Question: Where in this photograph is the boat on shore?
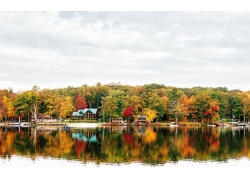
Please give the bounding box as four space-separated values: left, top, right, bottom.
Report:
169 122 179 127
228 121 248 127
238 123 247 126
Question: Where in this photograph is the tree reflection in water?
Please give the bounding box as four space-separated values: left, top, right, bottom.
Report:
0 126 250 166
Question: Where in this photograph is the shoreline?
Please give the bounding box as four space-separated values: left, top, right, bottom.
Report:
0 121 248 128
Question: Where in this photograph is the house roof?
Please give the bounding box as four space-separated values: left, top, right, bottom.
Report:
72 108 98 117
80 108 97 115
72 133 97 142
72 112 79 116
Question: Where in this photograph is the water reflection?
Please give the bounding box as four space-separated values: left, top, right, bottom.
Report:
1 125 250 166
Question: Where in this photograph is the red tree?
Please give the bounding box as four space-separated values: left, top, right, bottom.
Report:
123 106 133 118
75 93 88 111
204 110 210 115
212 105 219 111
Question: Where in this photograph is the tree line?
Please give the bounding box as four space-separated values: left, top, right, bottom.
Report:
0 82 250 124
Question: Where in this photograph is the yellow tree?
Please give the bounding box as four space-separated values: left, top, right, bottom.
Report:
129 95 144 121
179 95 190 122
47 94 75 120
161 95 169 110
143 108 157 123
188 95 197 122
60 96 75 119
0 94 6 121
240 92 250 123
3 95 16 120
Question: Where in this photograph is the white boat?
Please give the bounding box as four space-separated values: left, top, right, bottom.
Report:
169 122 179 127
238 123 247 126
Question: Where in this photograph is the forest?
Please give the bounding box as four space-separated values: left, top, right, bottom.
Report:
0 82 250 124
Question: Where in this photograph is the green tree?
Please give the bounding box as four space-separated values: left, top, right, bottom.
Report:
148 92 167 121
193 92 211 124
167 87 185 123
14 91 31 121
101 89 128 122
238 92 250 122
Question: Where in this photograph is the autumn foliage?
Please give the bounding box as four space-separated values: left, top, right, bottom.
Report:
203 102 220 123
123 106 133 118
143 128 157 143
204 110 210 115
2 83 250 123
74 139 87 158
75 93 88 111
123 133 132 145
212 105 219 111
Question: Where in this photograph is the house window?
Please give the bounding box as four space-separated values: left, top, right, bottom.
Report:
138 117 146 121
85 111 96 119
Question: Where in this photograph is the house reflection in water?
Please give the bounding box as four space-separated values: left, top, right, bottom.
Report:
72 131 97 142
136 126 146 136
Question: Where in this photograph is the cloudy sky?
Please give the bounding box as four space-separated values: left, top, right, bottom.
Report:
1 11 250 92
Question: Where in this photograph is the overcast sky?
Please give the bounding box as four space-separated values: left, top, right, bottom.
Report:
1 11 250 92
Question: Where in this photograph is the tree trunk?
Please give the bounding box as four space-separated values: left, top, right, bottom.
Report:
88 101 92 108
175 112 178 124
28 112 30 122
34 103 38 122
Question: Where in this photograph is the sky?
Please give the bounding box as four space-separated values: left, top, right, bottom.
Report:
1 2 250 92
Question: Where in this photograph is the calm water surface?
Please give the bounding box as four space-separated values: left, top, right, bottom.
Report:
1 125 250 167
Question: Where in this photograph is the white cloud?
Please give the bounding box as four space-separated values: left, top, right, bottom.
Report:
1 11 250 92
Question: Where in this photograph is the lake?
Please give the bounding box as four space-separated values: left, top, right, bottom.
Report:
1 125 249 179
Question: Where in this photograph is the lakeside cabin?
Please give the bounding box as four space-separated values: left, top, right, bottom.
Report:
72 108 98 120
135 114 146 123
112 118 126 123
